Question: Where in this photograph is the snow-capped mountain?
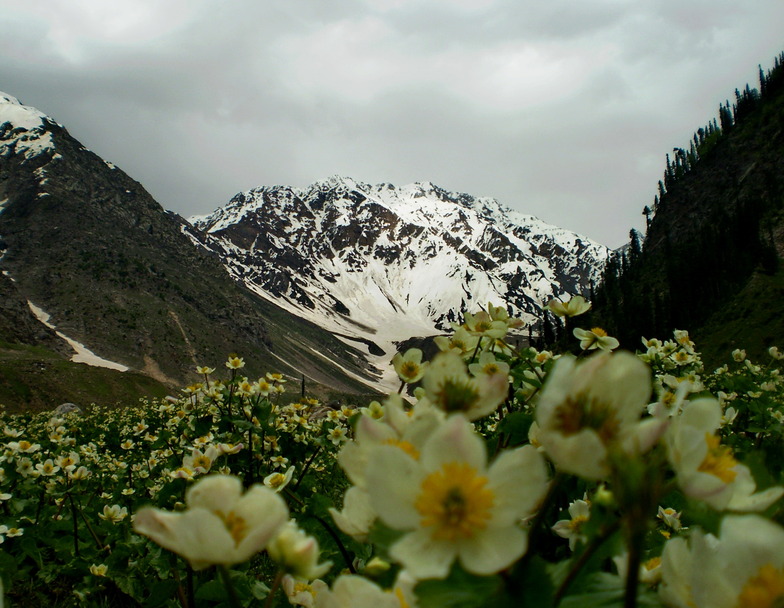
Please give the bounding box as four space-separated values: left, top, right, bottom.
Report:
189 177 610 384
0 93 383 398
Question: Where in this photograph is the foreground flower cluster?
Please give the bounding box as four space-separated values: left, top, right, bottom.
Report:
0 297 783 607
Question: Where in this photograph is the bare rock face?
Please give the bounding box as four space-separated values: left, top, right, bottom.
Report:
0 272 71 356
0 93 379 393
189 176 610 360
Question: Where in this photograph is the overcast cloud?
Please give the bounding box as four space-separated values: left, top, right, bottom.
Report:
1 0 782 247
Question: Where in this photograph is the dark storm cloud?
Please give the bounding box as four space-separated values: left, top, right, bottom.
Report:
1 0 783 247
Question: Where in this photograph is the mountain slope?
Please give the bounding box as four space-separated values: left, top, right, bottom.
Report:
0 92 380 404
190 176 610 384
588 54 784 366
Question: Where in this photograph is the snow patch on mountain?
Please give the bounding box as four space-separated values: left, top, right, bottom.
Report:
27 301 129 372
0 92 57 159
188 177 610 389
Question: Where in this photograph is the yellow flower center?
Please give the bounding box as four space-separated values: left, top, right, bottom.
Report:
383 438 420 460
414 462 494 541
433 377 481 414
399 361 421 380
737 564 784 608
19 441 32 451
293 582 314 595
267 473 285 488
661 392 676 407
698 434 738 483
553 393 620 443
193 455 211 470
569 515 588 531
644 556 662 571
590 327 608 337
220 511 248 545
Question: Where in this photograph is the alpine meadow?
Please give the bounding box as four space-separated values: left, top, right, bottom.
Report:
0 50 784 608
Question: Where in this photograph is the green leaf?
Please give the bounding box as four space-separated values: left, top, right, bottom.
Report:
497 411 533 446
415 564 508 608
19 535 43 569
196 578 228 601
144 579 182 607
558 573 664 608
0 549 17 586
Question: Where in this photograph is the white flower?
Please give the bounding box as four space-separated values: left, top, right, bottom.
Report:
657 506 683 532
392 348 428 384
552 497 590 551
133 474 288 570
468 351 510 380
328 486 376 542
420 351 508 420
267 520 332 580
282 575 329 608
548 295 591 318
337 395 443 491
535 352 663 480
182 446 220 474
264 466 295 493
366 414 549 579
98 504 128 523
572 327 620 351
314 575 404 608
659 515 784 608
665 398 784 511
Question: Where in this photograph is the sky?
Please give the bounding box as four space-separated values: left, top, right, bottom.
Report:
1 1 782 248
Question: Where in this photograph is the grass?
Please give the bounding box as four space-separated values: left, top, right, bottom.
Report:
693 264 784 370
0 341 170 413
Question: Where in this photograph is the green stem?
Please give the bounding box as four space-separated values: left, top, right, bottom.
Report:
186 564 195 608
218 565 242 608
293 446 322 492
246 427 254 485
66 493 80 557
623 522 645 608
469 336 484 364
314 514 357 574
264 569 284 608
553 519 622 606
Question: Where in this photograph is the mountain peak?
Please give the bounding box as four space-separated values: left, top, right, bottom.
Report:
0 92 52 132
0 91 58 159
190 178 609 389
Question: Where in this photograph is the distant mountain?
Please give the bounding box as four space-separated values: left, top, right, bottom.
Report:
0 92 381 408
0 91 610 407
189 176 610 379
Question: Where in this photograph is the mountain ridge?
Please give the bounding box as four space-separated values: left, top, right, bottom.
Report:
189 176 610 388
0 92 383 408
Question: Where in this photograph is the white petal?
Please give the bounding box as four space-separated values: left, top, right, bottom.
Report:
542 428 609 480
329 487 376 541
718 514 784 578
728 484 784 512
390 528 456 579
458 525 526 575
234 486 289 560
658 537 694 608
421 414 486 473
487 445 549 525
134 507 235 570
366 445 423 530
337 441 367 488
186 474 243 514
